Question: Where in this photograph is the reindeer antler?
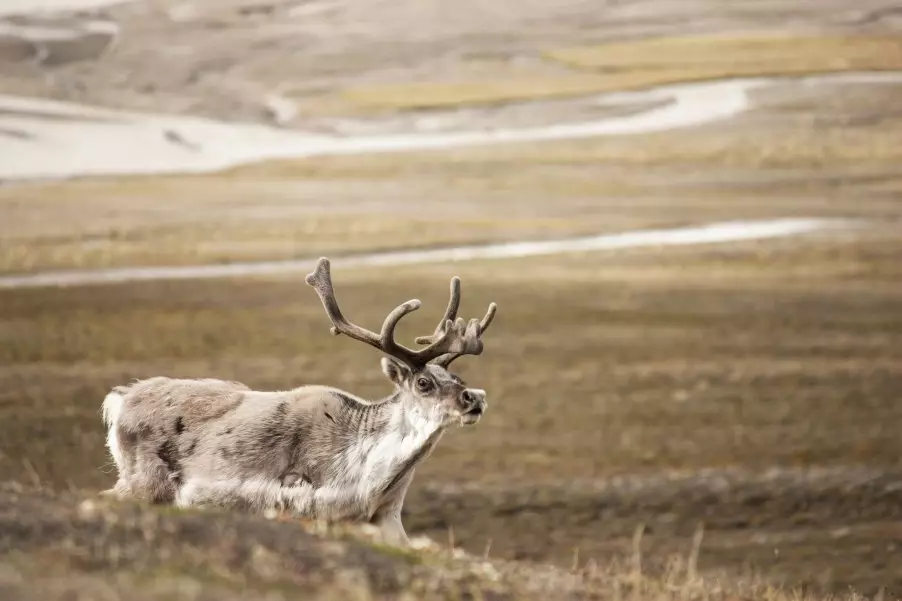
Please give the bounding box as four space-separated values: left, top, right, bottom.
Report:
415 276 496 368
305 257 496 369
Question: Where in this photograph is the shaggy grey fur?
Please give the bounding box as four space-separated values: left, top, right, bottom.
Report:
100 257 496 547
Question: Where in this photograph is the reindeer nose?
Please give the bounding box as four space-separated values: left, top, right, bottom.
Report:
461 388 486 407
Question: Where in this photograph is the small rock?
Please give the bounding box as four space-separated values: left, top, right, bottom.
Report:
409 536 439 551
76 498 100 520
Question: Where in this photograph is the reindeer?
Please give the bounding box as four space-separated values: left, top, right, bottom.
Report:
99 257 496 546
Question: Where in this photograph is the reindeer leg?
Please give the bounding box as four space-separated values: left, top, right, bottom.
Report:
375 513 410 547
369 475 413 548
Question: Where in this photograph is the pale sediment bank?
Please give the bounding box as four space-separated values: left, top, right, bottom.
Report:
0 218 857 290
3 71 902 181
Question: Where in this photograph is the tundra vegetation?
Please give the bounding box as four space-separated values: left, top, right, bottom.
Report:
1 0 901 599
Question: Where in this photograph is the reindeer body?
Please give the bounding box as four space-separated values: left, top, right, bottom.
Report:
100 258 495 546
102 374 453 543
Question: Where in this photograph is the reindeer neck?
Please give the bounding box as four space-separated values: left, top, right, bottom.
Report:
372 390 447 498
340 387 447 452
335 389 446 504
342 391 400 437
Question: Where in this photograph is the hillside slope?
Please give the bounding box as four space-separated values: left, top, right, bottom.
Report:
0 483 875 601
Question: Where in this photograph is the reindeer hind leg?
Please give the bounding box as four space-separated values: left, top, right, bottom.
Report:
125 438 179 504
101 391 136 498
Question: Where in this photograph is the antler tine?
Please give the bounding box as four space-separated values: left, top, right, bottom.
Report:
307 258 496 369
305 258 422 361
378 300 423 357
414 276 461 346
431 301 498 368
479 302 497 332
406 275 484 365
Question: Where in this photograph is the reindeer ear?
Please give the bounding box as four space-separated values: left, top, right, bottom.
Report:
381 357 411 386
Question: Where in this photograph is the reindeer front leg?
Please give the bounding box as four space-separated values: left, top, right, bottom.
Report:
371 505 410 547
369 472 415 547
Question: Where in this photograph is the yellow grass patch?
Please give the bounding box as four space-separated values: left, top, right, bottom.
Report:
545 33 902 74
338 35 902 110
340 75 623 110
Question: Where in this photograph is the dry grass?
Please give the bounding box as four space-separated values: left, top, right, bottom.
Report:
339 74 641 111
0 175 612 274
315 85 902 171
441 119 902 169
336 34 902 111
3 3 902 599
3 78 901 275
1 230 901 595
0 483 891 601
545 34 902 73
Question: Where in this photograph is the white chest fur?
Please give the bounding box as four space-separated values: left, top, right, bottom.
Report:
315 404 445 518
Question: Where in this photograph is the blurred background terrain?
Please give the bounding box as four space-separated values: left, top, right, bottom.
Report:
1 0 901 599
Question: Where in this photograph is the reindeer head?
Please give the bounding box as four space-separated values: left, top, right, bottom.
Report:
305 258 496 427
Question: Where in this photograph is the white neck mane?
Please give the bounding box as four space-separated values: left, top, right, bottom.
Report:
315 396 446 516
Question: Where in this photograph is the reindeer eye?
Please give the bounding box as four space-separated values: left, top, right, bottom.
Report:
416 377 433 392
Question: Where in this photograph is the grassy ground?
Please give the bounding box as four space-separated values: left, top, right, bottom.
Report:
4 483 876 601
335 34 902 111
1 228 901 596
2 78 901 275
545 34 902 77
3 3 902 598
